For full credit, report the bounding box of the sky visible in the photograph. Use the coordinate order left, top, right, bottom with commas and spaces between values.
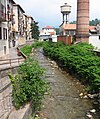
15, 0, 100, 28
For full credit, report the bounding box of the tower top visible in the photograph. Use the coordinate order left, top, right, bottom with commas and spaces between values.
60, 3, 71, 15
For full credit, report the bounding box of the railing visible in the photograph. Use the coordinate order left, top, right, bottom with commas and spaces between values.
0, 57, 24, 68
0, 2, 6, 21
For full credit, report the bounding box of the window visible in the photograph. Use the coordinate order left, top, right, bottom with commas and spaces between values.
0, 27, 2, 39
3, 28, 7, 40
1, 3, 6, 20
6, 29, 7, 39
99, 35, 100, 40
70, 31, 74, 35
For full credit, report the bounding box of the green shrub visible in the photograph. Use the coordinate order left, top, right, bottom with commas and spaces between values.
9, 57, 48, 111
31, 41, 44, 48
43, 42, 100, 93
20, 45, 32, 56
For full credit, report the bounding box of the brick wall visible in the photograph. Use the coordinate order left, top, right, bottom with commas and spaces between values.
57, 35, 72, 45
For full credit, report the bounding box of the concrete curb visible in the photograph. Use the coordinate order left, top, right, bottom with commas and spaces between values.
8, 103, 32, 119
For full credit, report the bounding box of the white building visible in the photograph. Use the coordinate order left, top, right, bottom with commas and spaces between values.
0, 0, 35, 57
0, 0, 16, 57
40, 26, 57, 42
89, 24, 100, 50
89, 35, 100, 50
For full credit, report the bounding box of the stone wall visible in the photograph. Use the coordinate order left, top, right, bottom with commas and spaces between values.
0, 66, 18, 119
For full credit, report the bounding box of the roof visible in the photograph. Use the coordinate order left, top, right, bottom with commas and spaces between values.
13, 4, 25, 13
24, 14, 34, 20
64, 24, 76, 30
49, 32, 55, 35
63, 24, 96, 31
44, 26, 53, 29
27, 16, 34, 20
89, 26, 96, 31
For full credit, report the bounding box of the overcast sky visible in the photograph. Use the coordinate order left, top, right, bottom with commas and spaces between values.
15, 0, 99, 28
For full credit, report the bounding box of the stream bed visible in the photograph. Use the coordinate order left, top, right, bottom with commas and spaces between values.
33, 48, 100, 119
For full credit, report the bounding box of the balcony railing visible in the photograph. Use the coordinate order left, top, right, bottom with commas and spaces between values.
0, 10, 6, 22
0, 2, 6, 22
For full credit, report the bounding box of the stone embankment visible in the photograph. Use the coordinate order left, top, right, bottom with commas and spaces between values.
0, 44, 33, 119
0, 66, 18, 119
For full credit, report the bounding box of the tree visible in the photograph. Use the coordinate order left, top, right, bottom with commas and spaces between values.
70, 19, 100, 26
70, 21, 76, 24
89, 18, 100, 26
31, 22, 40, 40
55, 28, 60, 35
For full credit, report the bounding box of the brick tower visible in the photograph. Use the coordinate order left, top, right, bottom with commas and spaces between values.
76, 0, 89, 42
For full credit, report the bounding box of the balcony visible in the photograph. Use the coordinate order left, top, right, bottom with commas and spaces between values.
0, 11, 6, 22
0, 3, 6, 22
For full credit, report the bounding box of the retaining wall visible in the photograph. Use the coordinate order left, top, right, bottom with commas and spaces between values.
0, 66, 18, 119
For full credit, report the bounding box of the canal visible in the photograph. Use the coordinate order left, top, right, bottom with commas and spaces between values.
33, 48, 99, 119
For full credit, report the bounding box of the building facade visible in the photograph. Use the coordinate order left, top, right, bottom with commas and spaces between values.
25, 15, 33, 40
59, 24, 96, 36
0, 0, 16, 57
59, 23, 100, 49
40, 26, 56, 41
12, 4, 25, 45
0, 0, 35, 57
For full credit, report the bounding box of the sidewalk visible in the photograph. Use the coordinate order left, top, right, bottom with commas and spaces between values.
9, 47, 22, 59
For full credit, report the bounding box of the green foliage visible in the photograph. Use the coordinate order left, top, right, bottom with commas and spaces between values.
31, 41, 44, 48
43, 42, 100, 93
31, 22, 40, 40
70, 21, 76, 24
89, 18, 100, 26
71, 18, 100, 26
54, 28, 60, 35
20, 45, 32, 56
9, 57, 48, 111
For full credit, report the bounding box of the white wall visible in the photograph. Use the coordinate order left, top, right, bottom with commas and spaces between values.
0, 22, 9, 56
42, 28, 56, 35
89, 35, 100, 49
52, 35, 57, 42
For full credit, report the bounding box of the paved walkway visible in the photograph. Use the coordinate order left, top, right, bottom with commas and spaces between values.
8, 47, 22, 59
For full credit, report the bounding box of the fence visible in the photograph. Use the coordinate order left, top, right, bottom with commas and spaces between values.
0, 57, 24, 69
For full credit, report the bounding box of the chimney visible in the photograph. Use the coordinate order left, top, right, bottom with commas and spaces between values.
76, 0, 89, 42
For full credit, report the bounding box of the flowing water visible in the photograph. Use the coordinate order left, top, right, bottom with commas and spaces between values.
33, 48, 100, 119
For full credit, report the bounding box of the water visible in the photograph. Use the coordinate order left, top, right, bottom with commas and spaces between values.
33, 48, 100, 119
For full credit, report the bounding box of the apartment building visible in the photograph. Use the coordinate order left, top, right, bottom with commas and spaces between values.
0, 0, 7, 56
7, 0, 16, 47
0, 0, 34, 57
25, 15, 34, 40
0, 0, 15, 57
12, 4, 25, 45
